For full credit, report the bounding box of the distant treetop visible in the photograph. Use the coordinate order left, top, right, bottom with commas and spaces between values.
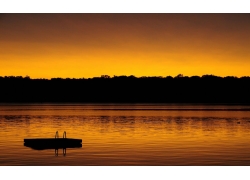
0, 75, 249, 80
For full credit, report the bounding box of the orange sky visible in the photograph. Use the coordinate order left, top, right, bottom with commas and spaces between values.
0, 14, 250, 78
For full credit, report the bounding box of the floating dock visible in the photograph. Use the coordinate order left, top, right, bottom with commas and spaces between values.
24, 131, 82, 150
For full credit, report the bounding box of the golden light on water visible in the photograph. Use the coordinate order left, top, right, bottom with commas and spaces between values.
1, 105, 250, 165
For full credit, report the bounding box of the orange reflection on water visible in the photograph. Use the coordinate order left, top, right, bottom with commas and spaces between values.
0, 104, 250, 165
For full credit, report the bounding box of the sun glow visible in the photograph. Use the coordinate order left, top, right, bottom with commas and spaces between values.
1, 14, 250, 78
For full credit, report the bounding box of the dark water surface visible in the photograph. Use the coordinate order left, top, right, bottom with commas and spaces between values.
1, 104, 250, 165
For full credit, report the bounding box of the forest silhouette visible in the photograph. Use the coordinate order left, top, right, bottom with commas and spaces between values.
0, 74, 250, 103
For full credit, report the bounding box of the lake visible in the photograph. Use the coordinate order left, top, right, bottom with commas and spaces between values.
1, 104, 250, 165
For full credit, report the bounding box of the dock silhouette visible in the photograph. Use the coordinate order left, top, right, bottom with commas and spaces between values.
24, 131, 82, 150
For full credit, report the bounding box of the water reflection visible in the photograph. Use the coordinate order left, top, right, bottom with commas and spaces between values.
24, 143, 81, 157
55, 148, 67, 156
1, 104, 250, 165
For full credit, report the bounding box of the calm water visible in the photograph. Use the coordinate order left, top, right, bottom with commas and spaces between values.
1, 104, 250, 165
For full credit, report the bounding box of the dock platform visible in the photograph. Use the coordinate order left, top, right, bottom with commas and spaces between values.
24, 131, 82, 150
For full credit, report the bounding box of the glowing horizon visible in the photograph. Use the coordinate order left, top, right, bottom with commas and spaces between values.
1, 14, 250, 79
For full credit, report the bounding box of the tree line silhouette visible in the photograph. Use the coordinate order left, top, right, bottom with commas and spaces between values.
0, 74, 250, 103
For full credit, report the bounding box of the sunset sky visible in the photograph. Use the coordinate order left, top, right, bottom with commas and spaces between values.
0, 14, 250, 78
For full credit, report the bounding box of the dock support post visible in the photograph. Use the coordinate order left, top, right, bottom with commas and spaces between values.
63, 148, 66, 156
55, 149, 58, 156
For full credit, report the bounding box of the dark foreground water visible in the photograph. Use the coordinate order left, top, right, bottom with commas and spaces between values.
1, 104, 250, 165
